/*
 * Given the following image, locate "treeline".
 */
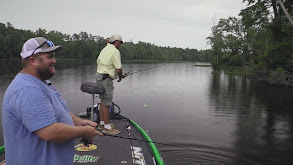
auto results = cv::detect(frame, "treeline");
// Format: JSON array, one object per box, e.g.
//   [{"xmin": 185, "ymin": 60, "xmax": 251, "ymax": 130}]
[
  {"xmin": 0, "ymin": 22, "xmax": 212, "ymax": 62},
  {"xmin": 207, "ymin": 0, "xmax": 293, "ymax": 86}
]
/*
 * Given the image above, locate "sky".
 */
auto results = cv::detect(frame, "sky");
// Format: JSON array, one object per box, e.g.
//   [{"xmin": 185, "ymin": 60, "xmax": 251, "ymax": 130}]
[{"xmin": 0, "ymin": 0, "xmax": 248, "ymax": 50}]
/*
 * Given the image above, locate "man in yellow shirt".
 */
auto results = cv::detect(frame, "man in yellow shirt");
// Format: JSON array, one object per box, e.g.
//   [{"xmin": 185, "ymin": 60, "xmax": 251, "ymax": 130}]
[{"xmin": 95, "ymin": 34, "xmax": 126, "ymax": 135}]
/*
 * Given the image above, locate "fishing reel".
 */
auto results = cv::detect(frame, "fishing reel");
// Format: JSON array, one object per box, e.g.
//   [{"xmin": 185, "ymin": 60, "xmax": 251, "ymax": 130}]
[
  {"xmin": 80, "ymin": 138, "xmax": 93, "ymax": 147},
  {"xmin": 123, "ymin": 72, "xmax": 129, "ymax": 78}
]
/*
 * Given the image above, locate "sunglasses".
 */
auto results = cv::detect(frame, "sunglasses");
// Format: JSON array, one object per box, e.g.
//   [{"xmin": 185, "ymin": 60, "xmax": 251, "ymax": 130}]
[
  {"xmin": 31, "ymin": 40, "xmax": 55, "ymax": 57},
  {"xmin": 113, "ymin": 40, "xmax": 123, "ymax": 44}
]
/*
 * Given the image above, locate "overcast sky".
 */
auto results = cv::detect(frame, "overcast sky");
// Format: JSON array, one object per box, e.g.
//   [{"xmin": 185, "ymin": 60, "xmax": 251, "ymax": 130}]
[{"xmin": 0, "ymin": 0, "xmax": 247, "ymax": 50}]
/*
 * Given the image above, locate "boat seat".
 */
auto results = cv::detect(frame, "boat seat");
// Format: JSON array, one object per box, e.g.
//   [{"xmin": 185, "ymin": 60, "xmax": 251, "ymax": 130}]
[{"xmin": 80, "ymin": 82, "xmax": 105, "ymax": 94}]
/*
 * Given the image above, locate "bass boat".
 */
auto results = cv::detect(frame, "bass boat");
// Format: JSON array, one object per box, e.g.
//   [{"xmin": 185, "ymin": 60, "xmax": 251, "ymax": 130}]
[{"xmin": 0, "ymin": 82, "xmax": 165, "ymax": 165}]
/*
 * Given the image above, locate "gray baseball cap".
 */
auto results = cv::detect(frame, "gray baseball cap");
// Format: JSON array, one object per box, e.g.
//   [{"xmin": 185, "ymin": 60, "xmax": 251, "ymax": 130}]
[
  {"xmin": 20, "ymin": 37, "xmax": 62, "ymax": 58},
  {"xmin": 108, "ymin": 34, "xmax": 123, "ymax": 44}
]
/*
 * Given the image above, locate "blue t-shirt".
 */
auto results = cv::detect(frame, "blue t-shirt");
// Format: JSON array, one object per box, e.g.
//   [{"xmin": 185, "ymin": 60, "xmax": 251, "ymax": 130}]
[{"xmin": 2, "ymin": 73, "xmax": 75, "ymax": 165}]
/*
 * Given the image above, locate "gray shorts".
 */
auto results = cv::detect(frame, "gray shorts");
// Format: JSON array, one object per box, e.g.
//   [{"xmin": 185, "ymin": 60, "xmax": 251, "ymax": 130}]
[{"xmin": 95, "ymin": 73, "xmax": 114, "ymax": 106}]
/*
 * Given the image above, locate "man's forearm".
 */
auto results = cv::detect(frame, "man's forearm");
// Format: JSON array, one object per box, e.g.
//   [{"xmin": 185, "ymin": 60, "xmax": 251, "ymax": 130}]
[
  {"xmin": 35, "ymin": 122, "xmax": 90, "ymax": 143},
  {"xmin": 70, "ymin": 112, "xmax": 85, "ymax": 126},
  {"xmin": 116, "ymin": 68, "xmax": 123, "ymax": 79}
]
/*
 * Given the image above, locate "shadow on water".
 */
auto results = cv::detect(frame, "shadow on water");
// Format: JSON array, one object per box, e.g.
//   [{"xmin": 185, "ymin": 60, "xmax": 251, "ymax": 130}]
[{"xmin": 209, "ymin": 73, "xmax": 293, "ymax": 165}]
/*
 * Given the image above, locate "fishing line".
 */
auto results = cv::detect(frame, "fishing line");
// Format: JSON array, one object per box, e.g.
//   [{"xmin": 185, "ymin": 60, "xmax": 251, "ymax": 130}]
[
  {"xmin": 125, "ymin": 63, "xmax": 166, "ymax": 76},
  {"xmin": 104, "ymin": 113, "xmax": 198, "ymax": 151},
  {"xmin": 104, "ymin": 134, "xmax": 198, "ymax": 151}
]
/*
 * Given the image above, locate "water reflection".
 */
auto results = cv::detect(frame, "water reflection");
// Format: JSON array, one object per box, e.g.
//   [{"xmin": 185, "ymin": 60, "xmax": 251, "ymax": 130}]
[
  {"xmin": 55, "ymin": 59, "xmax": 96, "ymax": 70},
  {"xmin": 209, "ymin": 73, "xmax": 293, "ymax": 165}
]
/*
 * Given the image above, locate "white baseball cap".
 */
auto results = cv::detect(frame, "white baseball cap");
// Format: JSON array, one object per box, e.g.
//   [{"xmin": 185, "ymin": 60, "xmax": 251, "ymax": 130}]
[
  {"xmin": 108, "ymin": 34, "xmax": 123, "ymax": 44},
  {"xmin": 20, "ymin": 37, "xmax": 63, "ymax": 59}
]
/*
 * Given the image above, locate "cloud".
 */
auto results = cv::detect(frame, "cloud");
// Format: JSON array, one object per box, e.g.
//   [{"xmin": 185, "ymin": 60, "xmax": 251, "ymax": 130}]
[{"xmin": 0, "ymin": 0, "xmax": 246, "ymax": 49}]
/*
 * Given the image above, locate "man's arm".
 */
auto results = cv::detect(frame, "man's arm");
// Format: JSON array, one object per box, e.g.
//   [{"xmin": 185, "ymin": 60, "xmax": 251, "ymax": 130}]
[
  {"xmin": 116, "ymin": 69, "xmax": 127, "ymax": 82},
  {"xmin": 116, "ymin": 68, "xmax": 124, "ymax": 82},
  {"xmin": 35, "ymin": 113, "xmax": 102, "ymax": 143},
  {"xmin": 35, "ymin": 122, "xmax": 102, "ymax": 143}
]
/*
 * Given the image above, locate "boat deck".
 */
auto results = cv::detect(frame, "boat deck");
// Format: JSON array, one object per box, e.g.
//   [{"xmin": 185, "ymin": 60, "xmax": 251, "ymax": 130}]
[
  {"xmin": 0, "ymin": 148, "xmax": 4, "ymax": 165},
  {"xmin": 74, "ymin": 114, "xmax": 156, "ymax": 165}
]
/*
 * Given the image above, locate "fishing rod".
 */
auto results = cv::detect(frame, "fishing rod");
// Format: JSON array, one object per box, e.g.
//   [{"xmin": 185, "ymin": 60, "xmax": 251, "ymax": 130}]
[
  {"xmin": 125, "ymin": 63, "xmax": 166, "ymax": 76},
  {"xmin": 95, "ymin": 109, "xmax": 198, "ymax": 151},
  {"xmin": 125, "ymin": 122, "xmax": 135, "ymax": 158},
  {"xmin": 104, "ymin": 134, "xmax": 198, "ymax": 151}
]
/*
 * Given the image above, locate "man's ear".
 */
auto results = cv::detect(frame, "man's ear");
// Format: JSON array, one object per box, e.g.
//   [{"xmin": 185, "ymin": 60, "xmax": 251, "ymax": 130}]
[{"xmin": 29, "ymin": 56, "xmax": 38, "ymax": 67}]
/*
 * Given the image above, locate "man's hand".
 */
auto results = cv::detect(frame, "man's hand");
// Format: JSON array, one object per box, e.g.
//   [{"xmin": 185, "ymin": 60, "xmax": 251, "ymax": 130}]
[
  {"xmin": 70, "ymin": 114, "xmax": 103, "ymax": 138},
  {"xmin": 35, "ymin": 122, "xmax": 103, "ymax": 143},
  {"xmin": 81, "ymin": 119, "xmax": 97, "ymax": 127},
  {"xmin": 71, "ymin": 113, "xmax": 98, "ymax": 127},
  {"xmin": 80, "ymin": 119, "xmax": 103, "ymax": 137},
  {"xmin": 117, "ymin": 72, "xmax": 127, "ymax": 82},
  {"xmin": 81, "ymin": 125, "xmax": 103, "ymax": 139},
  {"xmin": 122, "ymin": 72, "xmax": 128, "ymax": 78}
]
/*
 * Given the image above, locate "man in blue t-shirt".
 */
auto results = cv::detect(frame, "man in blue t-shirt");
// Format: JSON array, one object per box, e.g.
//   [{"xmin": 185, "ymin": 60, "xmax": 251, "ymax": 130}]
[{"xmin": 2, "ymin": 37, "xmax": 103, "ymax": 165}]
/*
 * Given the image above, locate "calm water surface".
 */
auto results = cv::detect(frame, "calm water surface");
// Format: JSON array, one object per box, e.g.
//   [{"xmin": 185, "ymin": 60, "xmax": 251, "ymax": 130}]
[{"xmin": 1, "ymin": 60, "xmax": 293, "ymax": 165}]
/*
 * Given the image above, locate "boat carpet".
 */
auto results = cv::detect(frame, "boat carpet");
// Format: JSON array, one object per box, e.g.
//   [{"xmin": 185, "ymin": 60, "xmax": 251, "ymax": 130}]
[
  {"xmin": 0, "ymin": 152, "xmax": 5, "ymax": 165},
  {"xmin": 74, "ymin": 117, "xmax": 155, "ymax": 165}
]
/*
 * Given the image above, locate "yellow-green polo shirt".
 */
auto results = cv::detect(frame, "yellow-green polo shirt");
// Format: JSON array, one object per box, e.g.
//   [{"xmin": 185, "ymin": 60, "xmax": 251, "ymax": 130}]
[{"xmin": 96, "ymin": 44, "xmax": 122, "ymax": 79}]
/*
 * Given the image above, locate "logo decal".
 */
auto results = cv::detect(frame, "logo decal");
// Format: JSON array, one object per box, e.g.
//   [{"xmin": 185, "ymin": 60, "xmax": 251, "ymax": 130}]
[
  {"xmin": 75, "ymin": 143, "xmax": 97, "ymax": 151},
  {"xmin": 74, "ymin": 154, "xmax": 100, "ymax": 163},
  {"xmin": 131, "ymin": 146, "xmax": 146, "ymax": 165}
]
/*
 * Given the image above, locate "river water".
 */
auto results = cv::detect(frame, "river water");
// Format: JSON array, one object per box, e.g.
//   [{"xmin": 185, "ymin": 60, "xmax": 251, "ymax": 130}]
[{"xmin": 1, "ymin": 60, "xmax": 293, "ymax": 165}]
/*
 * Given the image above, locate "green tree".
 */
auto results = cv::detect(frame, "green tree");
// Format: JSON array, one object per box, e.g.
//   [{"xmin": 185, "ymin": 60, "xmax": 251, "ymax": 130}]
[{"xmin": 0, "ymin": 21, "xmax": 208, "ymax": 62}]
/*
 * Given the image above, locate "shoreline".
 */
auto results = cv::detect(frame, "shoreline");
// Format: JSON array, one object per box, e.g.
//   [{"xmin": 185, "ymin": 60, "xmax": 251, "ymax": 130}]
[{"xmin": 213, "ymin": 65, "xmax": 293, "ymax": 87}]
